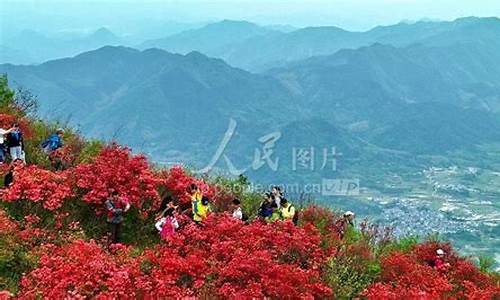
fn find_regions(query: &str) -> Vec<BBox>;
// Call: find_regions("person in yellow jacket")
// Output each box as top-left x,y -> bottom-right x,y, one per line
280,198 -> 296,223
189,184 -> 202,217
193,196 -> 211,223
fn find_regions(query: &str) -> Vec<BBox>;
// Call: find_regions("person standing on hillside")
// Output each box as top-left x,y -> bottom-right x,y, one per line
433,249 -> 451,271
335,211 -> 355,239
105,191 -> 130,244
155,207 -> 179,240
42,128 -> 64,154
5,123 -> 24,162
0,126 -> 14,163
231,198 -> 243,220
193,196 -> 211,224
258,193 -> 274,219
271,186 -> 283,208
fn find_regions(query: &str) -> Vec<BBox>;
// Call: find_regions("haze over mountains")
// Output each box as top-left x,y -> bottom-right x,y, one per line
139,16 -> 500,71
1,27 -> 124,65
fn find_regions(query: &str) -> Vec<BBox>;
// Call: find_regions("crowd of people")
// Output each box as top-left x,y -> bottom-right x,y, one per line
104,182 -> 362,251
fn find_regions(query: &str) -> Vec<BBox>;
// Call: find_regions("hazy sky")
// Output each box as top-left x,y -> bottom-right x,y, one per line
2,0 -> 500,36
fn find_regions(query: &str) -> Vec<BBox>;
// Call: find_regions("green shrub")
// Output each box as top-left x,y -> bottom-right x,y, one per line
324,254 -> 380,299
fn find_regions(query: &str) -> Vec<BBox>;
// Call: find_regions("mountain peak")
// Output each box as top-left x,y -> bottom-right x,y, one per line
89,27 -> 120,43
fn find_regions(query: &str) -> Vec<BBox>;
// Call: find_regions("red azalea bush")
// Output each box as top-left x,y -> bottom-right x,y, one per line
0,209 -> 18,234
73,144 -> 160,211
363,243 -> 500,299
160,214 -> 331,298
0,113 -> 33,138
158,166 -> 216,208
299,205 -> 339,234
48,142 -> 82,170
0,164 -> 73,210
18,240 -> 144,299
17,215 -> 334,298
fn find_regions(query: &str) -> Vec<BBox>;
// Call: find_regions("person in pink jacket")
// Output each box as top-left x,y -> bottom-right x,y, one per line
155,207 -> 179,240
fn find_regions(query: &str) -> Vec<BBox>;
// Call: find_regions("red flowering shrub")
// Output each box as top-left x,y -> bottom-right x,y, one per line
49,143 -> 81,170
158,166 -> 215,208
0,290 -> 12,299
18,240 -> 144,299
17,216 -> 333,298
363,244 -> 500,299
0,165 -> 73,210
0,113 -> 32,138
73,144 -> 160,211
159,214 -> 332,298
0,209 -> 18,234
363,251 -> 453,299
413,241 -> 455,264
300,205 -> 339,234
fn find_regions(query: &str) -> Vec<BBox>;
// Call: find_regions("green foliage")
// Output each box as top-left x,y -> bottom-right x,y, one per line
121,208 -> 159,248
77,140 -> 104,163
0,216 -> 38,294
343,224 -> 363,244
379,235 -> 419,256
478,255 -> 496,273
0,238 -> 36,294
324,254 -> 381,299
0,75 -> 15,109
211,174 -> 262,218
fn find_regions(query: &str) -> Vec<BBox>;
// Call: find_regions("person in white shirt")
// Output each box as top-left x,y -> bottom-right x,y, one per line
231,198 -> 243,220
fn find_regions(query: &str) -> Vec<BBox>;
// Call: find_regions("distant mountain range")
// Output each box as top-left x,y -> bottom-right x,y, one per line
139,16 -> 500,72
0,27 -> 123,65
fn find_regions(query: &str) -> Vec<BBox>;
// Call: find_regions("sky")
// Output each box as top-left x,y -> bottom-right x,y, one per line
1,0 -> 500,36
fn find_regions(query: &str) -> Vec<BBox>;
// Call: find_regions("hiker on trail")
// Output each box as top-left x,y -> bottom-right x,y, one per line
42,128 -> 64,154
265,201 -> 281,223
258,193 -> 274,219
3,158 -> 23,188
193,196 -> 211,224
335,211 -> 355,239
0,126 -> 14,163
433,249 -> 451,271
5,123 -> 24,162
280,198 -> 297,224
231,198 -> 244,220
105,191 -> 130,244
155,207 -> 179,240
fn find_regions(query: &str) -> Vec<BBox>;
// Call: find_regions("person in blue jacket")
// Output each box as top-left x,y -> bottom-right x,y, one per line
42,128 -> 65,154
